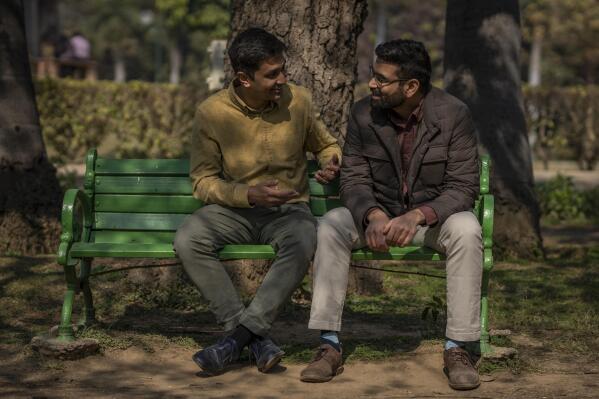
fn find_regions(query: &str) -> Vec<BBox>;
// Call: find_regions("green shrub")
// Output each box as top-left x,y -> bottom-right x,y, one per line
535,174 -> 598,223
35,78 -> 209,164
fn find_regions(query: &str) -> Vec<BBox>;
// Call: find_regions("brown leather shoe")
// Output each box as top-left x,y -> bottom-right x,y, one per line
300,344 -> 344,383
443,347 -> 481,390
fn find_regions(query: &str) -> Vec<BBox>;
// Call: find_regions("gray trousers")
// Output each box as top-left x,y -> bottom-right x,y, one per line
309,207 -> 482,342
174,203 -> 317,337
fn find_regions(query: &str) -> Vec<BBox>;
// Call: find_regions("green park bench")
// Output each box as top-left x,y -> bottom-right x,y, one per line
57,149 -> 494,353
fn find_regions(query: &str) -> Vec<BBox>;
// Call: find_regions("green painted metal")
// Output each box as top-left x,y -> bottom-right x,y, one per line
58,189 -> 92,266
309,197 -> 342,216
70,242 -> 278,259
219,245 -> 276,260
71,242 -> 176,258
78,258 -> 95,327
479,154 -> 490,195
351,246 -> 446,261
84,149 -> 97,198
308,178 -> 340,196
94,212 -> 187,231
58,149 -> 495,353
93,230 -> 176,244
94,194 -> 202,214
95,158 -> 189,176
481,194 -> 494,249
94,176 -> 193,195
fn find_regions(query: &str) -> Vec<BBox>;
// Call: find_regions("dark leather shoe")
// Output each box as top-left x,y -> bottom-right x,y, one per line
249,337 -> 285,373
443,347 -> 480,390
300,344 -> 344,383
192,337 -> 241,374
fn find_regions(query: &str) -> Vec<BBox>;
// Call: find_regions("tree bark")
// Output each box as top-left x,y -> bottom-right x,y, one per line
0,0 -> 62,255
113,54 -> 126,83
528,25 -> 542,87
444,0 -> 544,259
169,44 -> 182,85
227,0 -> 368,144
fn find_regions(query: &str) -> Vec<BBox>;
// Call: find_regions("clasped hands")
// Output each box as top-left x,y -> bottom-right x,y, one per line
365,208 -> 425,252
248,155 -> 340,207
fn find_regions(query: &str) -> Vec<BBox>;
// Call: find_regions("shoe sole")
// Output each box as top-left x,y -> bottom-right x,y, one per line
443,367 -> 480,390
257,350 -> 285,373
300,366 -> 344,383
192,352 -> 223,375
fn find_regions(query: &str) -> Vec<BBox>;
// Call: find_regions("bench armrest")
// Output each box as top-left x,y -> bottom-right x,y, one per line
479,194 -> 494,249
58,189 -> 92,266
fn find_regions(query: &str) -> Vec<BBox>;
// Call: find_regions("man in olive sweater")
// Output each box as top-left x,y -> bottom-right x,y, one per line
174,28 -> 341,374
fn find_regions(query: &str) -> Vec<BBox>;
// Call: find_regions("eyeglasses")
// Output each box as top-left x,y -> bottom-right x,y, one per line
369,65 -> 411,88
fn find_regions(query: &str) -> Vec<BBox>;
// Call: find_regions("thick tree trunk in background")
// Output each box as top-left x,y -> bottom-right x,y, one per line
444,0 -> 543,259
0,0 -> 62,254
528,26 -> 542,87
169,45 -> 182,85
113,54 -> 126,83
222,1 -> 377,293
227,0 -> 368,144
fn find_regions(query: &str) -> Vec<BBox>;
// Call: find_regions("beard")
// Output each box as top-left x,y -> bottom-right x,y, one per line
370,87 -> 406,109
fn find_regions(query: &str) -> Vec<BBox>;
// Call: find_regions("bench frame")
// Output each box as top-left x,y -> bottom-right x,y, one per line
56,149 -> 494,354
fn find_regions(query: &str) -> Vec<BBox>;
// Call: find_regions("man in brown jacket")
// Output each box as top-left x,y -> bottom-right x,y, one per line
174,28 -> 341,375
300,39 -> 483,390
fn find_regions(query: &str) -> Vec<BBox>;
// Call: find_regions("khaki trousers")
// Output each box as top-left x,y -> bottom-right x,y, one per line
308,207 -> 482,342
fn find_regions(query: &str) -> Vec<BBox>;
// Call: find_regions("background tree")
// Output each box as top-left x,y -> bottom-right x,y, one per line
444,0 -> 543,258
155,0 -> 229,84
227,0 -> 368,143
0,0 -> 62,254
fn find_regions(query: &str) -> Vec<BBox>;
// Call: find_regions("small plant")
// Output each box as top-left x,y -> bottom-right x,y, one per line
421,295 -> 446,323
535,174 -> 585,223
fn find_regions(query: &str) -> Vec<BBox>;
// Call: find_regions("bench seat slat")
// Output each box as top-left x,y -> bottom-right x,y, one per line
70,242 -> 444,261
93,230 -> 175,244
94,212 -> 187,231
95,194 -> 202,213
95,159 -> 189,176
94,176 -> 193,195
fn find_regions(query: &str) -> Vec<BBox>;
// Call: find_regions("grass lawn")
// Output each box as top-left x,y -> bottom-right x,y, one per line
1,241 -> 598,376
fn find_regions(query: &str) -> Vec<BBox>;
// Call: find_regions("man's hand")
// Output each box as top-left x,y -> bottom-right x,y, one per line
383,209 -> 425,247
365,209 -> 390,252
314,154 -> 340,184
248,180 -> 299,207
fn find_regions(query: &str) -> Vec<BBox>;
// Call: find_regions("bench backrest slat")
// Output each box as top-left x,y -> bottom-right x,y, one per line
88,153 -> 489,245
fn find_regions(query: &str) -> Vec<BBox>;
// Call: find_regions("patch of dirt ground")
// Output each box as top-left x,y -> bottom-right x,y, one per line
1,344 -> 598,399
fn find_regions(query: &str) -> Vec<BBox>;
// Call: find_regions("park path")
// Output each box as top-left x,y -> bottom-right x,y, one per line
3,343 -> 598,398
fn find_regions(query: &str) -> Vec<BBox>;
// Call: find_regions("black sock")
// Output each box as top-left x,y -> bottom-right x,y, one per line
229,324 -> 256,348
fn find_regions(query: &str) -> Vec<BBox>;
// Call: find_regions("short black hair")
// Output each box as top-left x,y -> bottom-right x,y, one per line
375,39 -> 432,90
228,28 -> 286,77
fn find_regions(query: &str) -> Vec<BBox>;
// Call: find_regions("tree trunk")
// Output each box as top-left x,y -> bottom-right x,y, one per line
528,25 -> 542,87
169,44 -> 182,85
0,0 -> 62,255
113,54 -> 126,83
228,0 -> 368,145
444,0 -> 543,259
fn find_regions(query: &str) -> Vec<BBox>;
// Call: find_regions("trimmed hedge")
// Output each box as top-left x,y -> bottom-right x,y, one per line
35,79 -> 209,164
523,85 -> 598,170
36,79 -> 597,170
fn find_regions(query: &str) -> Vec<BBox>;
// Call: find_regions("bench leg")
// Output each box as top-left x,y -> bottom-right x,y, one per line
58,263 -> 77,341
78,258 -> 95,327
480,248 -> 494,355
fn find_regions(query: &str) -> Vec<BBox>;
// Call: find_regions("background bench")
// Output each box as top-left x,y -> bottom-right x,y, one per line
57,149 -> 494,353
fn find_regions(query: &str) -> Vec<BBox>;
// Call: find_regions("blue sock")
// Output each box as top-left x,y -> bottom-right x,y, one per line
320,330 -> 341,352
445,339 -> 480,355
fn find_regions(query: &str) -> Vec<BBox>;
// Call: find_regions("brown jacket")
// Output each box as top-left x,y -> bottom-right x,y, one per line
340,87 -> 479,232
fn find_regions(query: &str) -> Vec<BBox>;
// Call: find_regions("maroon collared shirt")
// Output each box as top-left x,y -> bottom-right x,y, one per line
388,100 -> 438,226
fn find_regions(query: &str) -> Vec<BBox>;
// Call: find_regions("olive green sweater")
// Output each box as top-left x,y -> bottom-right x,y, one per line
190,82 -> 342,207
